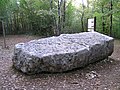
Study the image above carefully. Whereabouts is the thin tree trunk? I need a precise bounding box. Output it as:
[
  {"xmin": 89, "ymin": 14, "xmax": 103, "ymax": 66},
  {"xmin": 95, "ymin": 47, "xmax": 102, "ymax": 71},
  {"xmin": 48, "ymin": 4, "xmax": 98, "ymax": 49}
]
[
  {"xmin": 86, "ymin": 0, "xmax": 89, "ymax": 31},
  {"xmin": 81, "ymin": 14, "xmax": 84, "ymax": 32},
  {"xmin": 50, "ymin": 0, "xmax": 53, "ymax": 10},
  {"xmin": 9, "ymin": 14, "xmax": 13, "ymax": 34},
  {"xmin": 102, "ymin": 5, "xmax": 105, "ymax": 32},
  {"xmin": 110, "ymin": 0, "xmax": 112, "ymax": 36},
  {"xmin": 16, "ymin": 12, "xmax": 19, "ymax": 33},
  {"xmin": 20, "ymin": 13, "xmax": 23, "ymax": 32},
  {"xmin": 14, "ymin": 13, "xmax": 16, "ymax": 34},
  {"xmin": 57, "ymin": 0, "xmax": 61, "ymax": 35},
  {"xmin": 6, "ymin": 17, "xmax": 9, "ymax": 34},
  {"xmin": 87, "ymin": 0, "xmax": 89, "ymax": 9},
  {"xmin": 60, "ymin": 0, "xmax": 63, "ymax": 31},
  {"xmin": 2, "ymin": 21, "xmax": 6, "ymax": 48},
  {"xmin": 81, "ymin": 0, "xmax": 84, "ymax": 32},
  {"xmin": 63, "ymin": 0, "xmax": 66, "ymax": 29}
]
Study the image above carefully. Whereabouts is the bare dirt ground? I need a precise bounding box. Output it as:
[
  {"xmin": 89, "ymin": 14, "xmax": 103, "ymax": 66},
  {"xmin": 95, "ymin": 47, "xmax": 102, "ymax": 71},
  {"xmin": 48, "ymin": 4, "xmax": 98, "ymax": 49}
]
[{"xmin": 0, "ymin": 35, "xmax": 120, "ymax": 90}]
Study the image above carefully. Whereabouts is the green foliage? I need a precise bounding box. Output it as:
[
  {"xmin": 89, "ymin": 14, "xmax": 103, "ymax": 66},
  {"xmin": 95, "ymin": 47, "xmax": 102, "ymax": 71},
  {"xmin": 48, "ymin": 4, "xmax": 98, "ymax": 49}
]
[
  {"xmin": 93, "ymin": 0, "xmax": 120, "ymax": 38},
  {"xmin": 0, "ymin": 0, "xmax": 56, "ymax": 36},
  {"xmin": 63, "ymin": 1, "xmax": 84, "ymax": 33},
  {"xmin": 0, "ymin": 0, "xmax": 9, "ymax": 17},
  {"xmin": 0, "ymin": 0, "xmax": 120, "ymax": 38},
  {"xmin": 31, "ymin": 10, "xmax": 55, "ymax": 36}
]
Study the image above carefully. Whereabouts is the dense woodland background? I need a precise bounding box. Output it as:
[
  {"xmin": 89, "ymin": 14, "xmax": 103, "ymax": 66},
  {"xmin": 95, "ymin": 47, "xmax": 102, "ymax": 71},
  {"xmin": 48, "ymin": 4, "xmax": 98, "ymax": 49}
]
[{"xmin": 0, "ymin": 0, "xmax": 120, "ymax": 38}]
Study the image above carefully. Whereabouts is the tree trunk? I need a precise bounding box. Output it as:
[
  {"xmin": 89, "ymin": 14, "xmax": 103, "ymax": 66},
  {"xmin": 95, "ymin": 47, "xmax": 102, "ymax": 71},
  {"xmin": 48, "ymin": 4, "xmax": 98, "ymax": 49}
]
[
  {"xmin": 81, "ymin": 14, "xmax": 84, "ymax": 32},
  {"xmin": 102, "ymin": 5, "xmax": 105, "ymax": 32},
  {"xmin": 110, "ymin": 0, "xmax": 112, "ymax": 36},
  {"xmin": 13, "ymin": 13, "xmax": 17, "ymax": 34},
  {"xmin": 81, "ymin": 0, "xmax": 84, "ymax": 32},
  {"xmin": 9, "ymin": 16, "xmax": 12, "ymax": 34},
  {"xmin": 16, "ymin": 11, "xmax": 19, "ymax": 33},
  {"xmin": 50, "ymin": 0, "xmax": 53, "ymax": 10},
  {"xmin": 63, "ymin": 0, "xmax": 66, "ymax": 29},
  {"xmin": 57, "ymin": 0, "xmax": 61, "ymax": 35},
  {"xmin": 2, "ymin": 21, "xmax": 6, "ymax": 48},
  {"xmin": 87, "ymin": 0, "xmax": 89, "ymax": 9}
]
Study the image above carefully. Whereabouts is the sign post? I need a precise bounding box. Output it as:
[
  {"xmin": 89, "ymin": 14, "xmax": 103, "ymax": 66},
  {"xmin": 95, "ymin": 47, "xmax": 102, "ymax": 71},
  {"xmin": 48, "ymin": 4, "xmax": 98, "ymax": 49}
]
[{"xmin": 87, "ymin": 17, "xmax": 96, "ymax": 32}]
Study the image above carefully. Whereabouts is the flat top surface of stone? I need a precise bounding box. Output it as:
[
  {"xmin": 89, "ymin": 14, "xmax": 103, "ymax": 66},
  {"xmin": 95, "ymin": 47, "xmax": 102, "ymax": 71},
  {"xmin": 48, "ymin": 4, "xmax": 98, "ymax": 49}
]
[{"xmin": 15, "ymin": 32, "xmax": 113, "ymax": 57}]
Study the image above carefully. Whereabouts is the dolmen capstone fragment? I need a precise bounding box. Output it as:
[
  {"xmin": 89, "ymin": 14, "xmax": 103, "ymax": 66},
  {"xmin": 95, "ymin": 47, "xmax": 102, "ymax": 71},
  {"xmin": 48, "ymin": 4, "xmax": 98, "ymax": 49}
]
[{"xmin": 12, "ymin": 32, "xmax": 114, "ymax": 74}]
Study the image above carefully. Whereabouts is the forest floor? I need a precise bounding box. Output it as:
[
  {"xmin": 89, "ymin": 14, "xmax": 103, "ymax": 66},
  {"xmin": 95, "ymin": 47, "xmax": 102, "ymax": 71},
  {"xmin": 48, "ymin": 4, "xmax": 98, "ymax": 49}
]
[{"xmin": 0, "ymin": 35, "xmax": 120, "ymax": 90}]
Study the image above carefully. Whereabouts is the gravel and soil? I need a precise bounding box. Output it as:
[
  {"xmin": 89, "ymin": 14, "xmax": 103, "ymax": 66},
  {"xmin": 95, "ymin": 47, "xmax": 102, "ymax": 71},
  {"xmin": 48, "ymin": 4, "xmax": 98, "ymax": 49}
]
[{"xmin": 0, "ymin": 35, "xmax": 120, "ymax": 90}]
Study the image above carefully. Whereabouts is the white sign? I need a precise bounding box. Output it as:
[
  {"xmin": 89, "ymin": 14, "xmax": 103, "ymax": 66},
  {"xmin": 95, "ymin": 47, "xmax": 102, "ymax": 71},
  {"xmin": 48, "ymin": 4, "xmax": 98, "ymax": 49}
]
[{"xmin": 88, "ymin": 18, "xmax": 94, "ymax": 32}]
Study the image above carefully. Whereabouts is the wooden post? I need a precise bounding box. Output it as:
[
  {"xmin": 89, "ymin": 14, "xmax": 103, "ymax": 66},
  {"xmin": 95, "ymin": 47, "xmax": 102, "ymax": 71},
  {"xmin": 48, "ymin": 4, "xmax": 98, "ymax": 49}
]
[
  {"xmin": 87, "ymin": 18, "xmax": 88, "ymax": 32},
  {"xmin": 2, "ymin": 21, "xmax": 6, "ymax": 48},
  {"xmin": 94, "ymin": 17, "xmax": 96, "ymax": 31}
]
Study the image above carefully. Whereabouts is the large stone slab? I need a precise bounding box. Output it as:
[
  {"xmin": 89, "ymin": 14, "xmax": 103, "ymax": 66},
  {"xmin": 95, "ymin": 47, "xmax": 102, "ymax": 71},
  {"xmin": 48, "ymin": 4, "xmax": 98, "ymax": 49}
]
[{"xmin": 12, "ymin": 32, "xmax": 114, "ymax": 74}]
